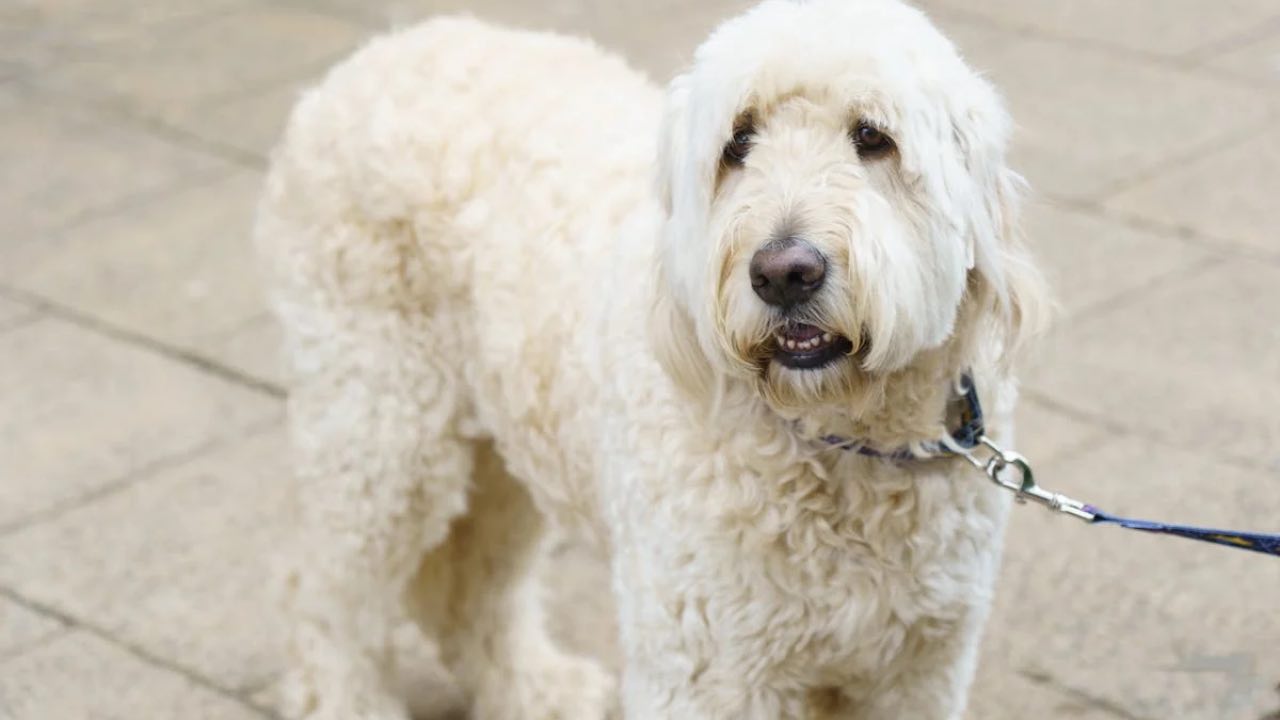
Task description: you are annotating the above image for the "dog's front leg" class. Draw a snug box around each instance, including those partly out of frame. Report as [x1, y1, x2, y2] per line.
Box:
[849, 614, 986, 720]
[617, 641, 806, 720]
[612, 549, 807, 720]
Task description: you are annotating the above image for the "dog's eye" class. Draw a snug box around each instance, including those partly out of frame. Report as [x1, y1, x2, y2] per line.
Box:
[853, 123, 894, 158]
[723, 128, 754, 166]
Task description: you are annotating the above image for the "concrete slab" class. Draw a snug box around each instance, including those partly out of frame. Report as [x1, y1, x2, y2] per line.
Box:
[1106, 127, 1280, 259]
[931, 0, 1280, 58]
[169, 79, 309, 160]
[1200, 23, 1280, 85]
[1, 172, 280, 385]
[1025, 258, 1280, 465]
[0, 597, 64, 660]
[38, 4, 369, 120]
[0, 295, 37, 332]
[978, 37, 1275, 201]
[1021, 200, 1218, 318]
[0, 429, 289, 692]
[0, 631, 266, 720]
[0, 318, 279, 530]
[0, 83, 231, 237]
[978, 437, 1280, 720]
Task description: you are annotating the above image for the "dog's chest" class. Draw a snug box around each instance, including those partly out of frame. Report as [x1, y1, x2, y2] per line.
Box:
[707, 458, 1003, 681]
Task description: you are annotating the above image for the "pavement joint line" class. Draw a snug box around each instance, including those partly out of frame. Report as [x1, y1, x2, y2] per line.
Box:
[933, 3, 1280, 91]
[1085, 117, 1279, 201]
[0, 626, 73, 666]
[1018, 669, 1151, 720]
[0, 587, 274, 719]
[1021, 390, 1279, 477]
[1038, 192, 1280, 264]
[42, 164, 247, 238]
[0, 309, 43, 335]
[89, 100, 268, 171]
[8, 74, 265, 172]
[0, 285, 285, 399]
[1177, 11, 1280, 65]
[0, 415, 282, 539]
[1064, 254, 1231, 328]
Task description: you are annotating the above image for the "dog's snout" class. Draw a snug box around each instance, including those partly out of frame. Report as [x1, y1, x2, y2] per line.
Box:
[749, 238, 826, 308]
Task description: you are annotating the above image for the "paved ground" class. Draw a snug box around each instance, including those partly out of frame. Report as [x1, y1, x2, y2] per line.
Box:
[2, 1, 1279, 718]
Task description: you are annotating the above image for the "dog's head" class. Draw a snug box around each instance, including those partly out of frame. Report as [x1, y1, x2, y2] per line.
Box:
[652, 0, 1047, 417]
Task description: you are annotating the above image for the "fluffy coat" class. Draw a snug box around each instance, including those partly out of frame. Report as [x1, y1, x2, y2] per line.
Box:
[256, 1, 1047, 718]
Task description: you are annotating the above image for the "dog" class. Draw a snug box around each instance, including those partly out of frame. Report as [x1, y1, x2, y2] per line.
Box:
[256, 0, 1048, 717]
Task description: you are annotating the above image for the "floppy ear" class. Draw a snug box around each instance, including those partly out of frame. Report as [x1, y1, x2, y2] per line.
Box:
[649, 270, 716, 401]
[952, 85, 1052, 361]
[651, 73, 719, 401]
[980, 168, 1051, 357]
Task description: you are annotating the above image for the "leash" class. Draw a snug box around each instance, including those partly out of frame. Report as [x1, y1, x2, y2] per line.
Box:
[819, 375, 1280, 558]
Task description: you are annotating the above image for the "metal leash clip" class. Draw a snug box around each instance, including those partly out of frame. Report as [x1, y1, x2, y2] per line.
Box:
[961, 437, 1095, 522]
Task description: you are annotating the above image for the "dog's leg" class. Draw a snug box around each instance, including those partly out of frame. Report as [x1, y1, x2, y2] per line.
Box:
[277, 307, 474, 720]
[406, 444, 617, 720]
[844, 620, 984, 720]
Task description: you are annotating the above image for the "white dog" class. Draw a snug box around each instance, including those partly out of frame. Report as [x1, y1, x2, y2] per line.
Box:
[256, 0, 1047, 718]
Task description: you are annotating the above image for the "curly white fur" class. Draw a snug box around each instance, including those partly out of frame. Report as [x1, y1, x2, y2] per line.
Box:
[256, 1, 1048, 718]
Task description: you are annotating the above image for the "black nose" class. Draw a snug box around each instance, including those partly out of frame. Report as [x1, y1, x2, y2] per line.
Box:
[749, 238, 826, 308]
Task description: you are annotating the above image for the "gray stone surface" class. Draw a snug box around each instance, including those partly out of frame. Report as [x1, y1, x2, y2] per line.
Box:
[1107, 127, 1280, 258]
[0, 319, 280, 529]
[0, 294, 37, 332]
[0, 631, 266, 720]
[0, 597, 64, 660]
[1, 1, 1277, 719]
[0, 430, 290, 693]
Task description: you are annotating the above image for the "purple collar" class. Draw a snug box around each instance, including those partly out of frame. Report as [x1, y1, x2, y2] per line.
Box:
[816, 373, 984, 461]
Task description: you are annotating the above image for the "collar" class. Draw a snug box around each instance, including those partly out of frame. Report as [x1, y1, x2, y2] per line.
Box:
[815, 373, 985, 462]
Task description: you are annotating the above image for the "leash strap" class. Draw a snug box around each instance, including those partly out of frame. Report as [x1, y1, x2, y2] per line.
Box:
[1085, 507, 1280, 557]
[817, 374, 1280, 559]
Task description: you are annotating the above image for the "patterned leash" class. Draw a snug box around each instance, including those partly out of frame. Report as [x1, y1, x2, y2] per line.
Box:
[821, 375, 1280, 558]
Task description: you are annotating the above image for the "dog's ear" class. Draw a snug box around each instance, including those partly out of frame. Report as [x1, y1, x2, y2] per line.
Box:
[649, 272, 716, 402]
[655, 73, 692, 217]
[980, 168, 1051, 358]
[952, 88, 1052, 361]
[650, 71, 725, 402]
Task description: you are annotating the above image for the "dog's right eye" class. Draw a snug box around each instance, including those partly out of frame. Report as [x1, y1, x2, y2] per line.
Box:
[723, 128, 754, 166]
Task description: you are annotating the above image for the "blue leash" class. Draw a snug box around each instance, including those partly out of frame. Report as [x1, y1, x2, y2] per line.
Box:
[820, 375, 1280, 559]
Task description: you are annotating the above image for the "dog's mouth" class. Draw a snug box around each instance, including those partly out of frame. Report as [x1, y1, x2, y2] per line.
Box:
[770, 323, 855, 370]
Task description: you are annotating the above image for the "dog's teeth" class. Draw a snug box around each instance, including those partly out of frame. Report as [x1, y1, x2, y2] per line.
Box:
[785, 339, 797, 350]
[822, 332, 833, 342]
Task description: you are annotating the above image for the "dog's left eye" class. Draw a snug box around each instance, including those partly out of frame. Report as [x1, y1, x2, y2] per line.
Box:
[853, 123, 894, 158]
[723, 128, 754, 166]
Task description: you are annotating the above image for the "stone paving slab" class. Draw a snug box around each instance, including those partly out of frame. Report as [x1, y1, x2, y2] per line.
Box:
[1107, 126, 1280, 259]
[980, 437, 1280, 720]
[0, 429, 288, 693]
[1, 171, 282, 385]
[0, 597, 65, 661]
[1021, 200, 1218, 318]
[976, 35, 1277, 202]
[0, 631, 267, 720]
[35, 4, 369, 121]
[1202, 20, 1280, 85]
[0, 318, 280, 530]
[0, 83, 232, 238]
[1027, 258, 1280, 466]
[932, 0, 1280, 58]
[0, 295, 37, 332]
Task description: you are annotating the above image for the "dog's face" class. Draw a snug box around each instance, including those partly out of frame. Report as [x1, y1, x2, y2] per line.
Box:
[653, 0, 1045, 413]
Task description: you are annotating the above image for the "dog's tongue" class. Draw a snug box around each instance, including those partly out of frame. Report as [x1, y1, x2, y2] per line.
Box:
[784, 323, 823, 341]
